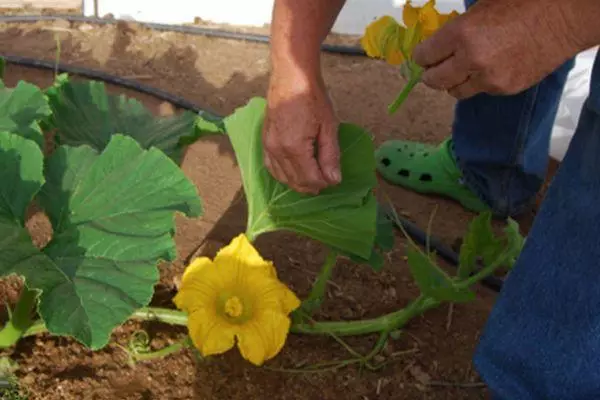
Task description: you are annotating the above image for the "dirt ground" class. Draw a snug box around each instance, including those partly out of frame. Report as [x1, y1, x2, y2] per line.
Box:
[0, 15, 554, 400]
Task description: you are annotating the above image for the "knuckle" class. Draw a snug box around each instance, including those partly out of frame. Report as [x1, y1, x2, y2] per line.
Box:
[280, 138, 300, 154]
[264, 135, 280, 154]
[468, 51, 488, 70]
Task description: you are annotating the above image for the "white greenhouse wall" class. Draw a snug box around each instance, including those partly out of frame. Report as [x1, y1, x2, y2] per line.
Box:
[12, 0, 596, 161]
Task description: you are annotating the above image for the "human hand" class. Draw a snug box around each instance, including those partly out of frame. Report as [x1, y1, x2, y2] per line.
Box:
[262, 72, 341, 195]
[412, 0, 585, 99]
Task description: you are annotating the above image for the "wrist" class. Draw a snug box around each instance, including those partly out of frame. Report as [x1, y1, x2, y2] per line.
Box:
[269, 58, 324, 93]
[270, 47, 323, 81]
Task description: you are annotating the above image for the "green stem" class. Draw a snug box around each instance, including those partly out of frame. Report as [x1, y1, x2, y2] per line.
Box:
[0, 287, 37, 348]
[130, 339, 189, 362]
[300, 250, 338, 316]
[23, 307, 189, 338]
[131, 307, 189, 326]
[388, 70, 422, 115]
[23, 296, 438, 340]
[291, 295, 438, 336]
[457, 251, 516, 289]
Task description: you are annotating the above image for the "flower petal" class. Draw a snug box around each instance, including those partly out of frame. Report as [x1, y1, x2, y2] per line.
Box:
[236, 311, 292, 366]
[188, 308, 236, 357]
[438, 10, 459, 28]
[173, 257, 221, 313]
[214, 234, 276, 277]
[245, 269, 300, 315]
[402, 0, 419, 28]
[281, 284, 301, 314]
[419, 0, 443, 37]
[361, 16, 405, 65]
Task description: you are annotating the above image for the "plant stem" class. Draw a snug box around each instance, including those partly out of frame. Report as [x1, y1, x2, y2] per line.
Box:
[23, 307, 190, 338]
[130, 339, 189, 362]
[0, 287, 37, 348]
[388, 70, 422, 115]
[23, 296, 439, 340]
[300, 250, 338, 316]
[131, 308, 189, 326]
[291, 295, 438, 336]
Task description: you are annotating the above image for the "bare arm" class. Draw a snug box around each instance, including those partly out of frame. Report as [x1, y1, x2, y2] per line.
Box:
[270, 0, 346, 80]
[263, 0, 347, 194]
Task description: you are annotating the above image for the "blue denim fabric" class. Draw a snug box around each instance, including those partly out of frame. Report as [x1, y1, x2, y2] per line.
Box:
[473, 50, 600, 400]
[453, 0, 574, 217]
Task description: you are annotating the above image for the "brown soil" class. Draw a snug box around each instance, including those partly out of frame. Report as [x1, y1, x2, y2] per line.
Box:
[0, 15, 555, 400]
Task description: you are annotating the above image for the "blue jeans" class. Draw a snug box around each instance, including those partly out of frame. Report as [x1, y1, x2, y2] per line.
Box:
[472, 52, 600, 399]
[458, 1, 600, 398]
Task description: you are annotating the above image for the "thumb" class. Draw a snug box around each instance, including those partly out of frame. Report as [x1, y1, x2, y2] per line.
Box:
[317, 123, 341, 185]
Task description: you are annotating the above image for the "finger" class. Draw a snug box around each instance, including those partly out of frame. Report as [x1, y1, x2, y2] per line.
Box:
[317, 122, 341, 185]
[278, 156, 305, 189]
[447, 77, 482, 100]
[421, 55, 469, 91]
[266, 152, 290, 184]
[281, 140, 329, 193]
[413, 26, 458, 68]
[264, 151, 276, 177]
[288, 154, 327, 194]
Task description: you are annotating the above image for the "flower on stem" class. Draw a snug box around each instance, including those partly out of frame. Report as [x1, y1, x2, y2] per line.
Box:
[361, 0, 459, 65]
[173, 234, 301, 366]
[360, 0, 459, 113]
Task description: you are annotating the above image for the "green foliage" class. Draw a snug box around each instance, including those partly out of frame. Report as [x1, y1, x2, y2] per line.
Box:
[0, 81, 51, 148]
[43, 75, 198, 164]
[224, 97, 379, 260]
[343, 205, 394, 271]
[179, 111, 226, 146]
[37, 135, 201, 349]
[0, 76, 203, 350]
[458, 212, 524, 278]
[402, 211, 524, 303]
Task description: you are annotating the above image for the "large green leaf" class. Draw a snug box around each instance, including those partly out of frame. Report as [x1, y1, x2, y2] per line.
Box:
[0, 132, 59, 288]
[0, 81, 50, 148]
[224, 97, 378, 259]
[45, 77, 198, 164]
[34, 134, 203, 349]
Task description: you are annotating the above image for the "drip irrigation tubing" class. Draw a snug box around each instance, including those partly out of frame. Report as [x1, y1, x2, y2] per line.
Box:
[0, 14, 504, 293]
[0, 14, 367, 56]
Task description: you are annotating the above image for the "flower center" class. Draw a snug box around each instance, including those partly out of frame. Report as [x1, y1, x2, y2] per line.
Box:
[224, 296, 244, 318]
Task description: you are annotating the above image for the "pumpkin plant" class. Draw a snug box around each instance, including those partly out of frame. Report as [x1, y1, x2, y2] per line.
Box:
[0, 51, 523, 371]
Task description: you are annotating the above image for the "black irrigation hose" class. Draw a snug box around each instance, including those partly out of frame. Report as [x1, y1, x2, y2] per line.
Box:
[0, 14, 504, 293]
[0, 14, 367, 56]
[0, 54, 222, 122]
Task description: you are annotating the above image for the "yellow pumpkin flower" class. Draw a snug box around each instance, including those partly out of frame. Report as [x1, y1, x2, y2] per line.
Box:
[173, 234, 301, 366]
[361, 0, 459, 65]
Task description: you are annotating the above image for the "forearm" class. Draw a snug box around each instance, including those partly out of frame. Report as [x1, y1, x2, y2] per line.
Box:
[270, 0, 346, 80]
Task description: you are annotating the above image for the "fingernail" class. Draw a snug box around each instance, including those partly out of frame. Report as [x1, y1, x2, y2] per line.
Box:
[329, 169, 341, 183]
